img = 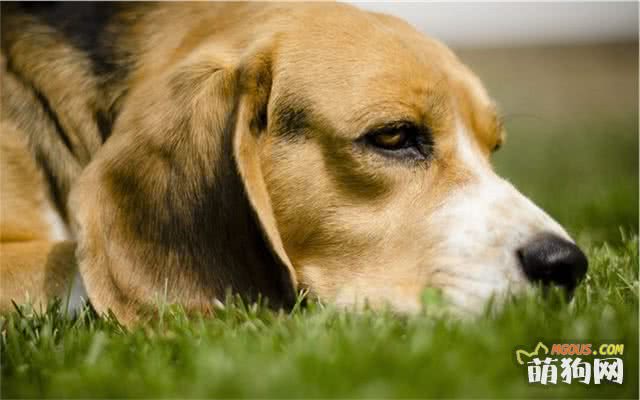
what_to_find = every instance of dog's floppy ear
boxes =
[233,49,299,296]
[70,43,296,325]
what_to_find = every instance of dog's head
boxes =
[260,5,588,313]
[71,3,587,323]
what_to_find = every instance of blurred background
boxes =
[356,2,638,244]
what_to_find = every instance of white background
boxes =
[352,2,639,47]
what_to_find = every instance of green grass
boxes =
[1,235,638,398]
[1,74,639,398]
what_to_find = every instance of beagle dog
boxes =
[0,2,587,324]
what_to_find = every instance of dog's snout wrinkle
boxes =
[517,233,588,292]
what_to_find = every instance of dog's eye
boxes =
[362,123,432,161]
[369,131,410,150]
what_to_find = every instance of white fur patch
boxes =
[66,271,89,315]
[42,200,71,241]
[455,119,491,174]
[42,197,86,314]
[427,120,572,311]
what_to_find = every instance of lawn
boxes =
[1,236,638,398]
[1,43,638,398]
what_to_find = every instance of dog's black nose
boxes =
[517,233,588,292]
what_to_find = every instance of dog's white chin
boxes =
[436,277,525,316]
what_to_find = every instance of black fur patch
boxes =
[2,61,73,217]
[95,90,126,143]
[15,2,124,77]
[8,2,138,142]
[272,97,311,139]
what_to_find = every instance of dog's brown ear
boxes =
[233,50,299,296]
[70,45,296,325]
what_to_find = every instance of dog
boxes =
[0,2,588,325]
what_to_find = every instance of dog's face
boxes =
[258,8,587,313]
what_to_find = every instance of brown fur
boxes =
[1,3,506,323]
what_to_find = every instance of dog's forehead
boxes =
[274,8,500,144]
